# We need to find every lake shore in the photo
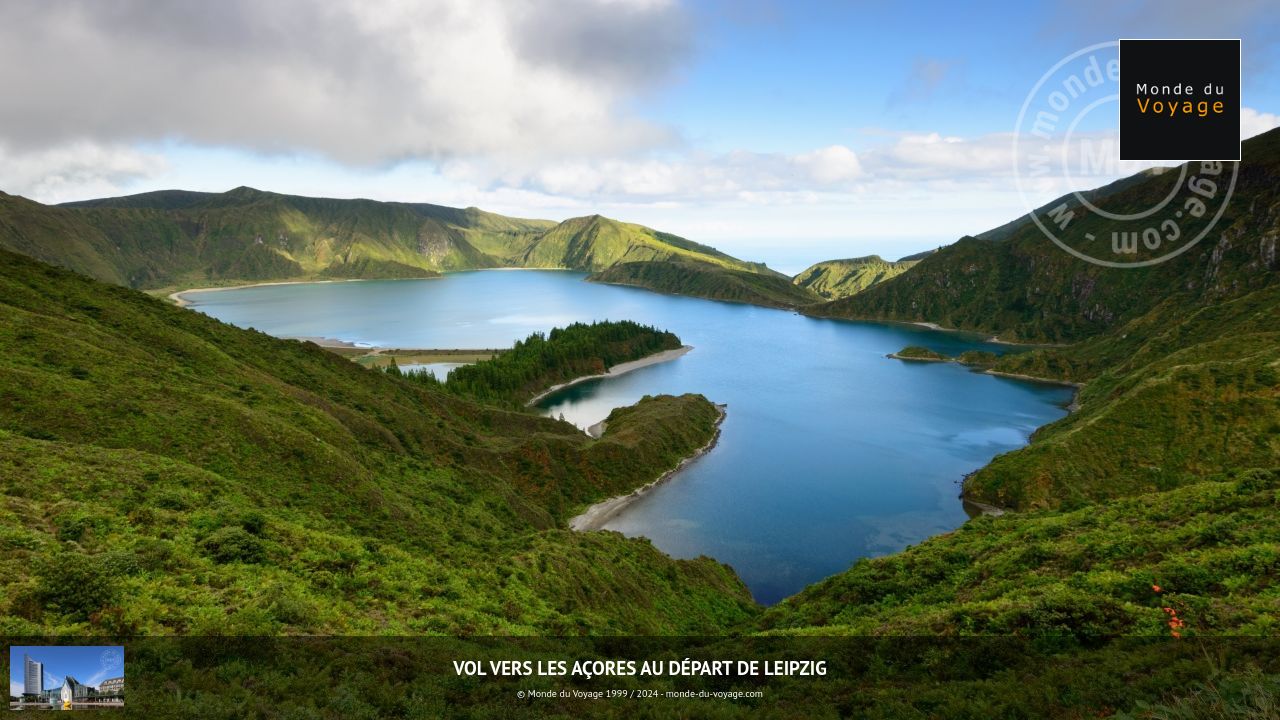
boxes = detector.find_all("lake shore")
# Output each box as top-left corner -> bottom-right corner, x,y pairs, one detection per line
984,369 -> 1083,412
166,275 -> 445,308
908,320 -> 1065,347
886,351 -> 949,362
569,404 -> 726,532
168,279 -> 367,307
526,345 -> 694,406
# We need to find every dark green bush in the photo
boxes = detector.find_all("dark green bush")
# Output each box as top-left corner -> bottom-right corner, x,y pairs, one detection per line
200,526 -> 266,564
35,551 -> 118,619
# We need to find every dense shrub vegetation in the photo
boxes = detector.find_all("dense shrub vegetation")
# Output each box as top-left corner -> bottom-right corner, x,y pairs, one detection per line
418,320 -> 681,406
0,248 -> 753,636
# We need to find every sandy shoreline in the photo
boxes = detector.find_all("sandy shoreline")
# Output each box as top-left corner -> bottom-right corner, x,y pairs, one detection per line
526,345 -> 693,406
982,369 -> 1082,388
569,404 -> 726,532
960,496 -> 1008,518
586,420 -> 608,439
168,278 -> 370,308
167,275 -> 447,308
908,320 -> 1063,347
984,370 -> 1083,412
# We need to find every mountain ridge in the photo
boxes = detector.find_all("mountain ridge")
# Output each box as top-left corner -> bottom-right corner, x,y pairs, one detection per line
792,255 -> 918,300
0,187 -> 768,292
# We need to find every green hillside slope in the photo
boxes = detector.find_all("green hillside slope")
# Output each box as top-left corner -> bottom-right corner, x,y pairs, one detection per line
792,255 -> 917,300
762,467 -> 1280,636
0,247 -> 755,635
518,214 -> 766,273
589,260 -> 819,308
964,284 -> 1280,510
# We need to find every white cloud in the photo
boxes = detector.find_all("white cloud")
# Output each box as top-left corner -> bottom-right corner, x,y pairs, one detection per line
792,146 -> 863,183
1242,107 -> 1280,139
0,0 -> 690,166
0,141 -> 168,204
444,144 -> 866,202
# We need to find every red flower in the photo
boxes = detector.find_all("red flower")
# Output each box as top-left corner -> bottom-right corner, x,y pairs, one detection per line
1152,584 -> 1162,593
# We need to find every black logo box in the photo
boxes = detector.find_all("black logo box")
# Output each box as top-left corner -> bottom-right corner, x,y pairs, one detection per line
1120,39 -> 1241,161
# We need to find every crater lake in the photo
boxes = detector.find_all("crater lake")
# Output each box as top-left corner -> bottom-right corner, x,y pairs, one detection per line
180,270 -> 1073,604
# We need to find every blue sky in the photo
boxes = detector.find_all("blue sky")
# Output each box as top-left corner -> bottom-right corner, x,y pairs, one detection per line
9,645 -> 124,697
0,0 -> 1277,272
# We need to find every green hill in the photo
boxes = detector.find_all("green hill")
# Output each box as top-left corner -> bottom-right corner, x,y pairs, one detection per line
805,129 -> 1280,344
761,466 -> 1280,637
792,255 -> 917,300
0,188 -> 776,293
589,260 -> 819,308
516,214 -> 764,273
965,283 -> 1280,510
0,247 -> 755,635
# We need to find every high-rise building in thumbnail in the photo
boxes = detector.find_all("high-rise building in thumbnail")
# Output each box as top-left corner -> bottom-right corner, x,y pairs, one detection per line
23,654 -> 44,696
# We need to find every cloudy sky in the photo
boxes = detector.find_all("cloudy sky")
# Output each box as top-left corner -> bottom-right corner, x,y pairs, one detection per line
1,0 -> 1278,272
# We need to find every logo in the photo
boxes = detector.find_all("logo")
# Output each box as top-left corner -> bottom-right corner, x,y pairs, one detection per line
1120,39 -> 1241,161
1013,41 -> 1238,268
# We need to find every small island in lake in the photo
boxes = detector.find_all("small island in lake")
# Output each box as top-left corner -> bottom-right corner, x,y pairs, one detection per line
887,345 -> 951,362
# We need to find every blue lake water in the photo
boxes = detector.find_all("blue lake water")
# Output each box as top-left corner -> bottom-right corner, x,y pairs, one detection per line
183,271 -> 1072,604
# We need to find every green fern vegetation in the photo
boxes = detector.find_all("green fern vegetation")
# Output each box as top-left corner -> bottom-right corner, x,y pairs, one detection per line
407,320 -> 681,406
0,247 -> 754,636
761,467 -> 1280,636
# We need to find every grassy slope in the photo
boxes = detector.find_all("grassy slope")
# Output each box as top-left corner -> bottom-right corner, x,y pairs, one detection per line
792,255 -> 917,300
967,286 -> 1279,510
519,214 -> 764,273
761,467 -> 1280,636
0,247 -> 755,635
589,260 -> 820,308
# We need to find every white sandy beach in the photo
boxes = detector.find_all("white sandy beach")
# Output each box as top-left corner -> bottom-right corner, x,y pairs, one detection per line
167,275 -> 448,308
909,320 -> 1067,347
167,278 -> 369,308
569,404 -> 725,532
